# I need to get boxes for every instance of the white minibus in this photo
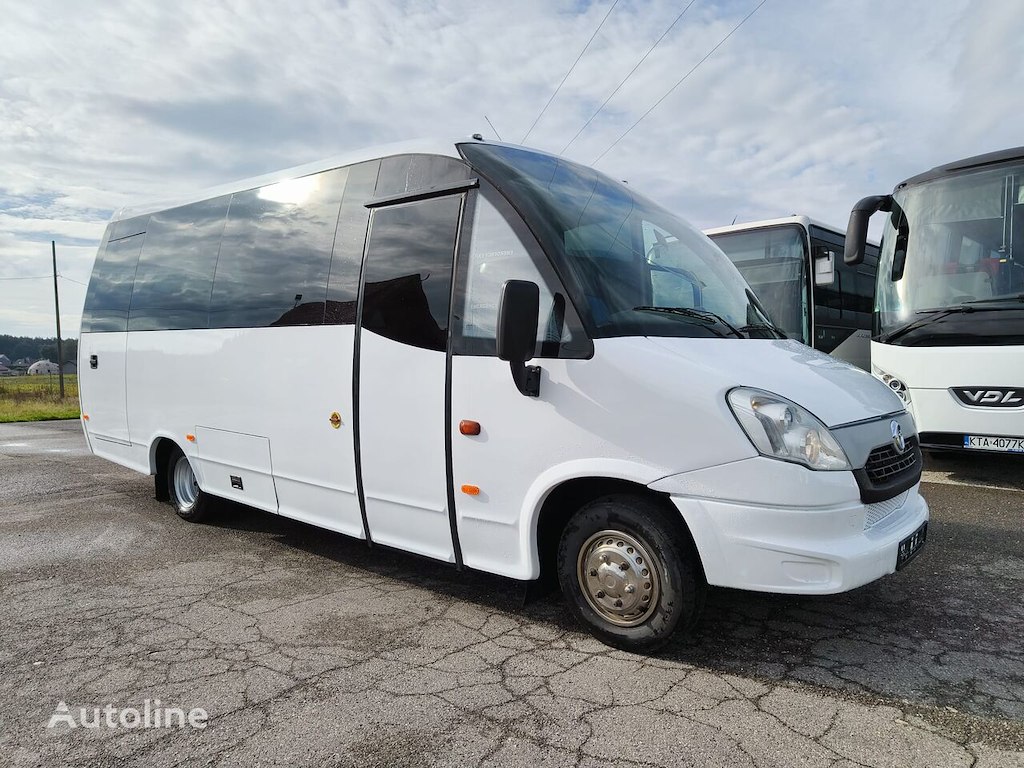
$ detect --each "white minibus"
[80,139,929,650]
[706,217,879,370]
[845,147,1024,455]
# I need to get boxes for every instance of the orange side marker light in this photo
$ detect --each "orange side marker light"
[82,414,89,421]
[461,484,480,496]
[459,420,481,436]
[186,434,196,443]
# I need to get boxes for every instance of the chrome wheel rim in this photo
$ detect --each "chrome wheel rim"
[172,455,199,512]
[577,529,661,627]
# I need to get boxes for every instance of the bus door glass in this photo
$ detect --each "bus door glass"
[810,227,874,369]
[355,193,464,561]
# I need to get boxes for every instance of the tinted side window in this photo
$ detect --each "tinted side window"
[82,227,147,333]
[210,169,348,328]
[360,195,462,351]
[129,197,230,331]
[818,259,874,316]
[375,154,473,198]
[326,160,380,324]
[109,216,148,242]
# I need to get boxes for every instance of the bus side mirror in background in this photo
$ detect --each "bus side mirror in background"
[891,239,909,282]
[845,194,892,265]
[497,279,541,397]
[890,204,910,282]
[812,246,836,286]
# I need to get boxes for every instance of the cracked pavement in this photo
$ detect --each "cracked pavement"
[1,421,1022,767]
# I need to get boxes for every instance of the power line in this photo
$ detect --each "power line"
[0,274,88,285]
[592,0,768,165]
[484,115,504,142]
[521,0,621,144]
[0,272,88,284]
[561,0,698,154]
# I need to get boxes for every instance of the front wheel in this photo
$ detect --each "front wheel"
[166,447,212,522]
[557,495,705,652]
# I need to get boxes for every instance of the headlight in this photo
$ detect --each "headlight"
[727,387,851,471]
[871,365,911,405]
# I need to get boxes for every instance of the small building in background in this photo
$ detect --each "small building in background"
[0,354,10,367]
[27,360,60,375]
[61,361,78,374]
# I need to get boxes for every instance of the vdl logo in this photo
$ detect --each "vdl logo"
[951,387,1024,408]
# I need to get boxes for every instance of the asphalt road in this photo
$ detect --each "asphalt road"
[1,420,1022,767]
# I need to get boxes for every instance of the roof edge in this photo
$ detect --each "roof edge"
[113,137,480,222]
[899,146,1024,188]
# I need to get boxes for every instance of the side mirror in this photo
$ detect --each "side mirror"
[890,203,910,281]
[497,279,541,397]
[812,245,836,286]
[845,194,891,265]
[891,241,908,282]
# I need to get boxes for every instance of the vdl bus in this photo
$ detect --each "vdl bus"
[705,216,879,370]
[79,138,928,651]
[846,147,1024,455]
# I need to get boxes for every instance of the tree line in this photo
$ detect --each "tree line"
[0,335,78,365]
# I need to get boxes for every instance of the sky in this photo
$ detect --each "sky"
[1,0,1022,338]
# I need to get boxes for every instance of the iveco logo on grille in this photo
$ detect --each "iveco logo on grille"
[890,420,906,453]
[951,387,1024,408]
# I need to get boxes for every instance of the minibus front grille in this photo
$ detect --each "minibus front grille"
[853,436,922,503]
[865,437,920,483]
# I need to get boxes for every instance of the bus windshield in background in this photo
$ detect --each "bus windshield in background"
[708,226,809,344]
[877,162,1024,337]
[460,143,775,340]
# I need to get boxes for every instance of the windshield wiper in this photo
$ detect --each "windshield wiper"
[737,289,787,338]
[881,297,1024,343]
[961,294,1024,306]
[880,306,968,343]
[736,323,788,339]
[631,306,742,338]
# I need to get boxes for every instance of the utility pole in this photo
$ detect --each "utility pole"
[52,240,65,398]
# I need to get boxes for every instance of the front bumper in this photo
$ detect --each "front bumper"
[650,457,929,594]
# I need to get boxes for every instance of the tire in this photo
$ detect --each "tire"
[166,446,212,523]
[557,494,705,652]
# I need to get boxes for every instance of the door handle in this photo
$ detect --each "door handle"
[89,355,98,369]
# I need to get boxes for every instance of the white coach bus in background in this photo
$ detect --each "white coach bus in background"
[79,138,928,651]
[705,216,878,370]
[845,146,1024,455]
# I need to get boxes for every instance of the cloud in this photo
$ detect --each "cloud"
[0,0,1020,336]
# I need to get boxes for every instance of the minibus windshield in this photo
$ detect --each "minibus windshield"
[461,143,774,339]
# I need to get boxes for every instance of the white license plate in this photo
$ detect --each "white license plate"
[896,521,927,570]
[962,434,1024,453]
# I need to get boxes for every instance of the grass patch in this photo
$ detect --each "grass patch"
[0,374,80,423]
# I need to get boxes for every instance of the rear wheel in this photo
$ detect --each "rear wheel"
[167,447,211,522]
[557,495,705,652]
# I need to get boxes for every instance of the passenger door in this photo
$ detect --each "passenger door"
[811,227,873,366]
[355,194,465,562]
